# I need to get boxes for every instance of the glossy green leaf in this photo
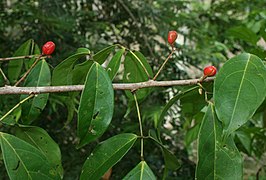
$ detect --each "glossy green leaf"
[25,43,41,70]
[0,132,60,180]
[227,26,259,45]
[180,83,212,120]
[20,59,51,124]
[185,122,201,147]
[214,53,266,137]
[123,161,156,180]
[123,51,153,101]
[235,130,251,155]
[52,48,90,85]
[93,45,115,64]
[196,104,243,180]
[77,62,114,147]
[72,60,93,85]
[106,48,125,80]
[14,126,63,178]
[8,39,34,84]
[149,130,180,171]
[157,86,198,140]
[0,107,21,126]
[80,133,137,180]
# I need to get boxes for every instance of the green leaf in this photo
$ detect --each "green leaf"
[77,62,114,147]
[80,133,137,180]
[157,86,199,140]
[214,53,266,137]
[20,60,51,124]
[235,130,251,155]
[227,26,259,45]
[149,130,180,171]
[180,83,212,120]
[24,43,41,70]
[1,107,21,126]
[72,60,93,85]
[93,45,115,64]
[52,48,90,85]
[196,104,243,180]
[123,51,153,101]
[14,126,63,177]
[123,161,156,180]
[106,48,125,80]
[185,122,201,147]
[0,132,60,180]
[8,39,34,84]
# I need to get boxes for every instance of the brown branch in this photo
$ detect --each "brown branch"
[0,77,214,95]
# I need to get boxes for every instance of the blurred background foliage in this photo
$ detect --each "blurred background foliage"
[0,0,266,179]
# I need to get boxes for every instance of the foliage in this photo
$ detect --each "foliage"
[0,0,266,179]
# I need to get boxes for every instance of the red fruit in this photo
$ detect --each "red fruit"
[42,41,55,55]
[168,31,178,46]
[203,66,217,77]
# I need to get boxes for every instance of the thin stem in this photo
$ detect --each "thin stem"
[0,55,44,61]
[133,93,144,160]
[14,55,42,86]
[153,48,175,80]
[0,68,10,85]
[0,94,35,122]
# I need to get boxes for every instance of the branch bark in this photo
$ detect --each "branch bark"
[0,77,214,95]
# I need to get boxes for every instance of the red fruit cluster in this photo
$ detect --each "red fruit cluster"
[168,31,178,46]
[42,41,55,55]
[203,65,217,77]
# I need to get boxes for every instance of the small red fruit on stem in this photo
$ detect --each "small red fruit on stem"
[42,41,55,55]
[203,65,217,77]
[168,31,178,46]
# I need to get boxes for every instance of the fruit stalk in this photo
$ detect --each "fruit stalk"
[153,49,175,80]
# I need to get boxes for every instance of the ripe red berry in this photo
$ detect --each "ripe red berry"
[203,66,217,77]
[42,41,55,55]
[168,31,178,46]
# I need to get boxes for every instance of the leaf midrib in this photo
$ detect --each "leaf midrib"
[227,54,251,133]
[1,135,32,179]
